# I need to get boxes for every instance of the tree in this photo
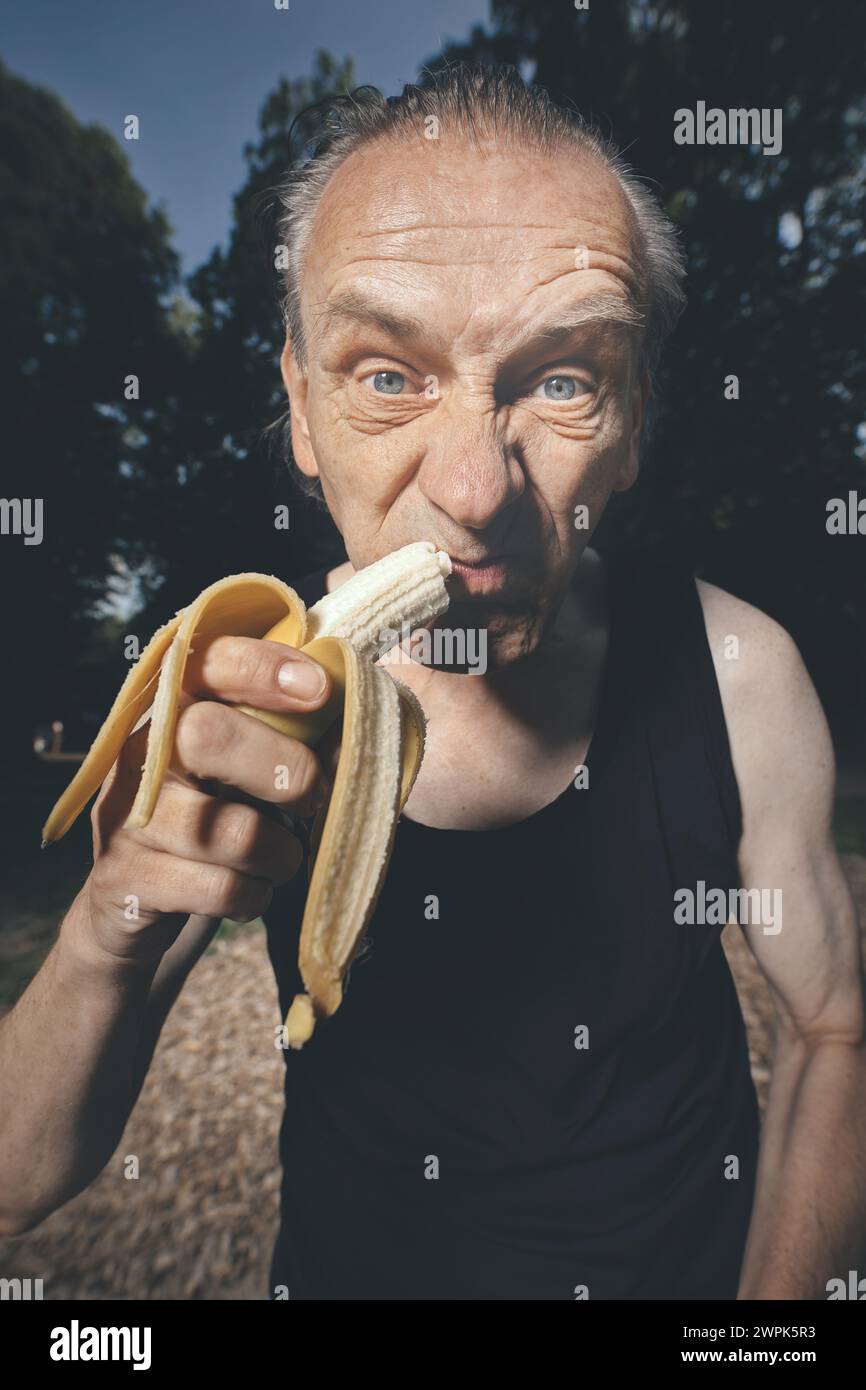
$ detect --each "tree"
[134,50,357,631]
[0,61,183,764]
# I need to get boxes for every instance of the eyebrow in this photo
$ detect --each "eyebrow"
[315,288,645,359]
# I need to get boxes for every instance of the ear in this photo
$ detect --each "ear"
[280,336,320,482]
[612,366,650,494]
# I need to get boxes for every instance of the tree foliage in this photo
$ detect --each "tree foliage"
[0,60,181,759]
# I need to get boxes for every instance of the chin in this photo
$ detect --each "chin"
[488,618,547,666]
[430,606,545,671]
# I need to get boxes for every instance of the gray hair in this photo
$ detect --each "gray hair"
[266,62,687,502]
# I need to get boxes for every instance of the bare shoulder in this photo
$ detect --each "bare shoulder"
[696,577,804,697]
[694,577,836,838]
[695,582,863,1046]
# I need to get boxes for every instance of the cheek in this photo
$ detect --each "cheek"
[511,408,591,487]
[512,404,628,528]
[306,389,424,514]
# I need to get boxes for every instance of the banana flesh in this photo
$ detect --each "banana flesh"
[43,542,452,1047]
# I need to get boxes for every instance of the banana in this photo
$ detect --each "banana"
[43,541,452,1048]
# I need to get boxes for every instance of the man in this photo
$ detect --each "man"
[1,65,864,1299]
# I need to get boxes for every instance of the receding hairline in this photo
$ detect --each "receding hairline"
[297,128,647,359]
[309,122,641,239]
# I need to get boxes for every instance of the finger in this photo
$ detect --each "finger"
[126,780,303,884]
[92,842,276,925]
[173,701,326,814]
[185,635,331,711]
[91,721,153,846]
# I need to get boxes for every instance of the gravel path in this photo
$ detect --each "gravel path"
[2,854,864,1300]
[1,929,284,1300]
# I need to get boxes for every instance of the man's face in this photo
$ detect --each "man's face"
[283,133,648,665]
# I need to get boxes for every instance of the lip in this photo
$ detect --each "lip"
[447,554,511,594]
[450,555,503,568]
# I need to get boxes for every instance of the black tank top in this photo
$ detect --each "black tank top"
[263,550,760,1300]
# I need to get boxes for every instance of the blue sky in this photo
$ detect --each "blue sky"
[3,0,490,273]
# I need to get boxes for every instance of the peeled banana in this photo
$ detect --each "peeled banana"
[43,541,452,1048]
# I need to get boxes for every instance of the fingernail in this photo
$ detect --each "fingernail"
[277,657,327,701]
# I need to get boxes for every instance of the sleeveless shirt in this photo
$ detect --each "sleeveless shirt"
[263,550,760,1300]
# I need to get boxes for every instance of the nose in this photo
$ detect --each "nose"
[419,410,524,530]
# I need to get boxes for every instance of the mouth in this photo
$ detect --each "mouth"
[447,554,511,594]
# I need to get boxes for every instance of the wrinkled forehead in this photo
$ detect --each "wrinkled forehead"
[299,133,644,355]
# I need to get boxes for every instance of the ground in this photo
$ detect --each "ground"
[1,925,283,1300]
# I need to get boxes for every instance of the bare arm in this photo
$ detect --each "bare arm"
[0,901,219,1234]
[128,913,222,1100]
[0,635,331,1234]
[700,580,866,1299]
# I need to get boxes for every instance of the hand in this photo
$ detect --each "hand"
[79,635,333,964]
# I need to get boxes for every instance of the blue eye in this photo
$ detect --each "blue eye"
[538,375,578,401]
[371,370,406,395]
